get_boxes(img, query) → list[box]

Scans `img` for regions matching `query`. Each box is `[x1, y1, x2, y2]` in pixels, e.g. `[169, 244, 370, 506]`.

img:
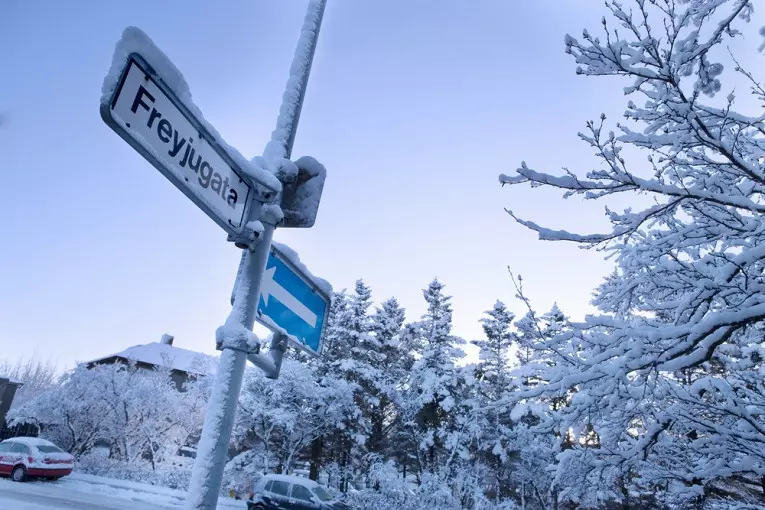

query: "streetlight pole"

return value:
[185, 1, 327, 508]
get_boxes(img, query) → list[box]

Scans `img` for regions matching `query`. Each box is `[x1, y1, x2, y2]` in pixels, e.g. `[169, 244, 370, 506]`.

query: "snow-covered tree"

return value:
[13, 364, 118, 458]
[316, 290, 351, 370]
[303, 284, 374, 489]
[231, 360, 356, 485]
[403, 279, 468, 476]
[367, 298, 409, 461]
[0, 354, 59, 410]
[475, 300, 515, 399]
[305, 290, 349, 481]
[315, 281, 378, 490]
[466, 301, 515, 502]
[500, 0, 765, 505]
[13, 362, 203, 468]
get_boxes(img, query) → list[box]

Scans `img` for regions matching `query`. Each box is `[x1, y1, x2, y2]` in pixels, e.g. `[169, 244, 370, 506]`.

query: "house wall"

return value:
[0, 377, 21, 427]
[170, 371, 190, 392]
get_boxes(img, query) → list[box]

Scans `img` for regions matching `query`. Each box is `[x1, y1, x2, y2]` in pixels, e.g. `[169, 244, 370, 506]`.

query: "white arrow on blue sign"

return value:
[255, 245, 330, 356]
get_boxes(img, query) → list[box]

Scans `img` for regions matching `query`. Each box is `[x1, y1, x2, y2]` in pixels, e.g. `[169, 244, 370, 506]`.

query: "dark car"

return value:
[247, 474, 351, 510]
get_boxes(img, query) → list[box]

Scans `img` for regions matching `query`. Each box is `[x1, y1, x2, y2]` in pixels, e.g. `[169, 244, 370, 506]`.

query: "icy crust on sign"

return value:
[272, 240, 332, 297]
[101, 26, 281, 193]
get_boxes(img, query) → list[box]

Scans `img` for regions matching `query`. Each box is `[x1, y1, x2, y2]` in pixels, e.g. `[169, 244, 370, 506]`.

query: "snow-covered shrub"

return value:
[222, 450, 264, 496]
[76, 455, 192, 491]
[0, 354, 59, 410]
[343, 460, 519, 510]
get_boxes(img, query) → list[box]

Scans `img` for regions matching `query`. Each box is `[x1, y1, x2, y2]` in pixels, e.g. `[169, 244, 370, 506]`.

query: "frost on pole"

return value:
[263, 0, 326, 162]
[261, 0, 328, 229]
[99, 27, 282, 238]
[185, 0, 328, 506]
[184, 348, 246, 509]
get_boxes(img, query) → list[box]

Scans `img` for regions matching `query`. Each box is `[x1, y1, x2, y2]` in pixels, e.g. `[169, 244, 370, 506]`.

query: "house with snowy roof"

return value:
[86, 334, 216, 391]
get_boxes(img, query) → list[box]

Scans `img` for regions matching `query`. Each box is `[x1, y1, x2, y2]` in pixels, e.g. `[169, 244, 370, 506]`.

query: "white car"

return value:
[0, 437, 74, 482]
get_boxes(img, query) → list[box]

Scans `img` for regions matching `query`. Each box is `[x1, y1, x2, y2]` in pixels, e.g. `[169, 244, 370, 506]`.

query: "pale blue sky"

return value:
[2, 1, 761, 369]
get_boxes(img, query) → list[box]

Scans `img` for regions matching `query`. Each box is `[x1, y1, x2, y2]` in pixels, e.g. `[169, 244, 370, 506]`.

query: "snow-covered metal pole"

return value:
[262, 0, 326, 163]
[185, 2, 327, 508]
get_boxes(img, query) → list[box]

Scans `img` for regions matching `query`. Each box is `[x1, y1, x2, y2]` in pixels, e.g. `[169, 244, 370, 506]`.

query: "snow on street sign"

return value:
[256, 244, 330, 356]
[101, 53, 277, 237]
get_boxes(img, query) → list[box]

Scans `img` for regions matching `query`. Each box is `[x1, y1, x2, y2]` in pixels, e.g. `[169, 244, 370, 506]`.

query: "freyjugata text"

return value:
[130, 84, 239, 208]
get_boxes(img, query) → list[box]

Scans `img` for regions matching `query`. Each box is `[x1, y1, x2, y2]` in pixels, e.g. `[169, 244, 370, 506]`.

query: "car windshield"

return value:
[312, 486, 333, 502]
[36, 445, 64, 453]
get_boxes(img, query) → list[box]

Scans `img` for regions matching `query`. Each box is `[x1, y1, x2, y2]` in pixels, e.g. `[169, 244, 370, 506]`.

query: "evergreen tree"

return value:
[514, 303, 571, 395]
[469, 301, 516, 502]
[311, 281, 376, 491]
[367, 297, 408, 461]
[474, 300, 515, 399]
[315, 290, 351, 370]
[308, 290, 353, 481]
[405, 279, 466, 475]
[514, 310, 537, 368]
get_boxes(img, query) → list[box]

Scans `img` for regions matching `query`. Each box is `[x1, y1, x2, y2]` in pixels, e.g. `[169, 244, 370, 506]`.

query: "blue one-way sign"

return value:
[256, 245, 330, 356]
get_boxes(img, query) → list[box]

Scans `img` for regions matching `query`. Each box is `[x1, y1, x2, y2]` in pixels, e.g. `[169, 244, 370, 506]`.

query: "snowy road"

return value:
[0, 473, 244, 510]
[0, 479, 162, 510]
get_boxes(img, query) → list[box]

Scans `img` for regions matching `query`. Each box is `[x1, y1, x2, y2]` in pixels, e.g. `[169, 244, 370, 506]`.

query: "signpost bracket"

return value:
[227, 220, 265, 251]
[185, 1, 327, 507]
[247, 333, 288, 380]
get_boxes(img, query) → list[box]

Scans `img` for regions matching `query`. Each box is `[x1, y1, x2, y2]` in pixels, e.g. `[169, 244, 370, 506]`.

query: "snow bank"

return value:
[76, 455, 191, 491]
[74, 457, 248, 506]
[66, 472, 243, 508]
[0, 471, 242, 509]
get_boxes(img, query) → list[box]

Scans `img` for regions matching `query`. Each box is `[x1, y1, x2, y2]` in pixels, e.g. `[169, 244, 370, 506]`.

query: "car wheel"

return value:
[11, 465, 27, 482]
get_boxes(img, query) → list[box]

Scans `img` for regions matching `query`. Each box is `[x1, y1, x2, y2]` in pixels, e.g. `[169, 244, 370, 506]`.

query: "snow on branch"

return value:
[498, 0, 765, 498]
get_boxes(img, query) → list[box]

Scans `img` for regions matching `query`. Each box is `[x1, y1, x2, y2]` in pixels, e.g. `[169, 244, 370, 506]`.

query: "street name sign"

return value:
[256, 245, 330, 356]
[101, 54, 277, 237]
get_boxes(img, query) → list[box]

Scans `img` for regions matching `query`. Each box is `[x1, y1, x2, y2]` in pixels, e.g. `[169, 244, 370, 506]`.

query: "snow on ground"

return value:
[0, 473, 243, 510]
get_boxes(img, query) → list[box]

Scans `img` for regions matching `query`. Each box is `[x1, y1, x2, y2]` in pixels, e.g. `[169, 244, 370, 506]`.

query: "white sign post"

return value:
[187, 2, 328, 508]
[101, 2, 328, 508]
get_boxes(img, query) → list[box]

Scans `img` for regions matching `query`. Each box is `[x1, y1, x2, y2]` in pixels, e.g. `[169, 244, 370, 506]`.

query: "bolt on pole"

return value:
[185, 1, 327, 508]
